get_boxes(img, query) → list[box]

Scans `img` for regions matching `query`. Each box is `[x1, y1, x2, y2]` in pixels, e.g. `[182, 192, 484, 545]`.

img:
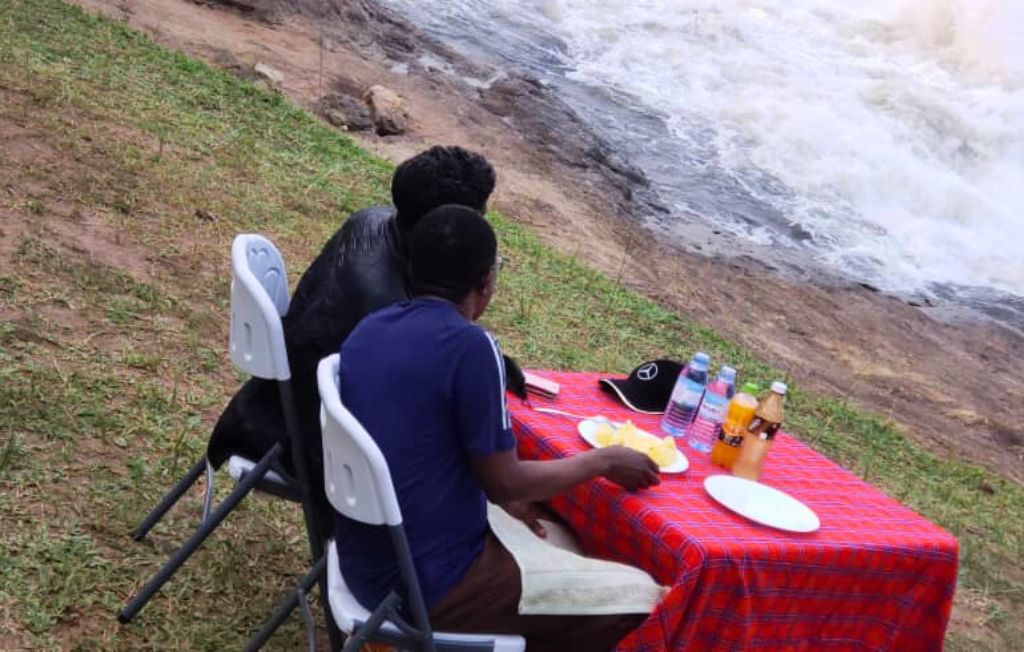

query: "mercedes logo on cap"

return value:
[636, 362, 658, 381]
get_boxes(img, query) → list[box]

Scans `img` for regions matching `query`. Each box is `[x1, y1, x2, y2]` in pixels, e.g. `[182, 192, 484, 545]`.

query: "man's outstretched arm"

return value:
[470, 446, 659, 505]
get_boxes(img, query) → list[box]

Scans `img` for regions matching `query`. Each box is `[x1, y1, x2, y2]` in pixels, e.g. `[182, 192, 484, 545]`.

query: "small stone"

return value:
[363, 85, 409, 136]
[194, 208, 218, 222]
[253, 62, 284, 89]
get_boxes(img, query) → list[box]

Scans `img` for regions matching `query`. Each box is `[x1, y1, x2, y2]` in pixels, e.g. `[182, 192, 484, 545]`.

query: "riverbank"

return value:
[1, 0, 1021, 648]
[77, 0, 1024, 484]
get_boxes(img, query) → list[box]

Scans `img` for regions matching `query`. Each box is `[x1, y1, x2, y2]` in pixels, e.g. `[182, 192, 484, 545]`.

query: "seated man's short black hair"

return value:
[392, 146, 496, 231]
[409, 204, 497, 303]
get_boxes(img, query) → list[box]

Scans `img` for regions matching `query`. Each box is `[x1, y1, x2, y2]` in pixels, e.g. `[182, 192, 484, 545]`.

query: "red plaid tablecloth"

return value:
[510, 372, 958, 651]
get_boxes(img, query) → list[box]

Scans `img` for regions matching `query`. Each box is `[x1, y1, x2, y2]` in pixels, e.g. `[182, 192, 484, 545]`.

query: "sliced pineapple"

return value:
[591, 420, 673, 467]
[619, 421, 649, 451]
[648, 440, 678, 468]
[594, 422, 615, 447]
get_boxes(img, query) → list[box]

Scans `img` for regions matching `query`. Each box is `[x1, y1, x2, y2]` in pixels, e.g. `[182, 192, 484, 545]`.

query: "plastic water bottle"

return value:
[661, 352, 709, 438]
[687, 367, 734, 453]
[719, 365, 737, 399]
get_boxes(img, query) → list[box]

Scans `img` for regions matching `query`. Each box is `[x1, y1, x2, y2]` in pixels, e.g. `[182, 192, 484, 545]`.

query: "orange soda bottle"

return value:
[710, 383, 759, 469]
[732, 381, 787, 481]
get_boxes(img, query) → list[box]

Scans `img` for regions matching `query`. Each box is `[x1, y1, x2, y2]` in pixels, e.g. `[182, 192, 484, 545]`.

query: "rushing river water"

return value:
[382, 0, 1024, 323]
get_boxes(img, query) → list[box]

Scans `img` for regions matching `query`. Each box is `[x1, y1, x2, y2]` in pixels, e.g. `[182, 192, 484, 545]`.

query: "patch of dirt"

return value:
[0, 207, 35, 263]
[0, 107, 227, 398]
[0, 621, 38, 652]
[70, 0, 1024, 486]
[46, 203, 155, 280]
[949, 591, 1008, 651]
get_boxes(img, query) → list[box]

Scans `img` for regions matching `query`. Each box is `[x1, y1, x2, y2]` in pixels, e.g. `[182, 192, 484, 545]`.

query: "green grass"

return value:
[0, 0, 1021, 649]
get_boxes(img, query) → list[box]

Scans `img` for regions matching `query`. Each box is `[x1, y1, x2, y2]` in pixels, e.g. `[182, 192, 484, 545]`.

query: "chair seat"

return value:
[326, 539, 525, 652]
[226, 455, 302, 502]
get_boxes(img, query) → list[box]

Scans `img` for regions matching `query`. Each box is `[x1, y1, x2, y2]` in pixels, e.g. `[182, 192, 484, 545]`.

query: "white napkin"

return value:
[486, 503, 667, 616]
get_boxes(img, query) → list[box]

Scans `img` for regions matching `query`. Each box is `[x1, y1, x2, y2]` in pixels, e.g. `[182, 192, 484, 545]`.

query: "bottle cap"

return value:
[694, 352, 710, 365]
[771, 381, 788, 395]
[719, 365, 737, 382]
[741, 382, 760, 395]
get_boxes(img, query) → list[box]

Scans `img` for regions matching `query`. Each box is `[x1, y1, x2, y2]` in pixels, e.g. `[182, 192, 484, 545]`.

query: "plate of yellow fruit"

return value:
[578, 419, 689, 473]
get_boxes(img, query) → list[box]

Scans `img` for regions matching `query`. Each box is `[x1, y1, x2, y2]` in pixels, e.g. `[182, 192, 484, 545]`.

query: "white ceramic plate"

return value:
[578, 419, 689, 474]
[704, 475, 820, 533]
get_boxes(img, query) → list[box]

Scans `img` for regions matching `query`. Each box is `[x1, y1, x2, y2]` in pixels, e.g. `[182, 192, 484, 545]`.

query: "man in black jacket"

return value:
[207, 146, 502, 524]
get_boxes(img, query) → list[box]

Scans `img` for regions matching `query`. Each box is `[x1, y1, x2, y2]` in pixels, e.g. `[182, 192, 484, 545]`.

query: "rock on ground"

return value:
[319, 93, 373, 131]
[363, 84, 409, 136]
[253, 61, 284, 89]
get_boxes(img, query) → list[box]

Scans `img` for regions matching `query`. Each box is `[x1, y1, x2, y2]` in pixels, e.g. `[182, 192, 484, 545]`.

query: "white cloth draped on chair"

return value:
[486, 503, 666, 616]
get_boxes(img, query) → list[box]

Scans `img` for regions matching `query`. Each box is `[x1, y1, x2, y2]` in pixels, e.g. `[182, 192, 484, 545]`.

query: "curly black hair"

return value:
[409, 204, 497, 303]
[392, 146, 496, 231]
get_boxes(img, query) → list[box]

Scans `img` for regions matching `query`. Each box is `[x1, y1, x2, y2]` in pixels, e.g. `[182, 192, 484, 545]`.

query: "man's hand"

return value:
[471, 446, 659, 505]
[499, 501, 550, 538]
[598, 446, 661, 491]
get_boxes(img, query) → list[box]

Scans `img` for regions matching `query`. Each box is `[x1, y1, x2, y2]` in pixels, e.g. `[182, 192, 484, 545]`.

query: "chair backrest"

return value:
[317, 354, 403, 527]
[229, 234, 291, 381]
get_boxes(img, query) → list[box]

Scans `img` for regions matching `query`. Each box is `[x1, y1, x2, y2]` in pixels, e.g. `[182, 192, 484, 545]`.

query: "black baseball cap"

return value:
[598, 359, 683, 414]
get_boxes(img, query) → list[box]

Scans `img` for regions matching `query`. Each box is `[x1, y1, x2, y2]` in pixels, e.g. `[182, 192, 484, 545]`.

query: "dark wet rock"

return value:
[198, 0, 287, 23]
[480, 76, 541, 116]
[588, 144, 647, 186]
[992, 424, 1023, 448]
[479, 72, 650, 210]
[195, 0, 258, 12]
[320, 93, 373, 131]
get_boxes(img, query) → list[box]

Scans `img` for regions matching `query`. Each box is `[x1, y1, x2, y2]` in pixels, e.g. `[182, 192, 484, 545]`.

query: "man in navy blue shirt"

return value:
[336, 204, 658, 651]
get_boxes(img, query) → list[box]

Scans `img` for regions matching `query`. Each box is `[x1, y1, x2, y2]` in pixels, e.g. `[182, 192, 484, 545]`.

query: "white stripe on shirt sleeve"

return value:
[485, 331, 511, 430]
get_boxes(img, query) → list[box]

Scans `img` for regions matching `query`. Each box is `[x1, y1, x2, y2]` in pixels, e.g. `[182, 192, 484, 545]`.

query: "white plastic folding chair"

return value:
[120, 234, 324, 640]
[316, 353, 525, 652]
[130, 235, 300, 546]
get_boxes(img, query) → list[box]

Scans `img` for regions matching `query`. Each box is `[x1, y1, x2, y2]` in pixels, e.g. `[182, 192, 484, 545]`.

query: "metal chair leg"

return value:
[119, 443, 283, 624]
[201, 460, 216, 523]
[342, 592, 403, 652]
[297, 586, 317, 652]
[243, 555, 327, 652]
[324, 588, 345, 652]
[132, 457, 206, 541]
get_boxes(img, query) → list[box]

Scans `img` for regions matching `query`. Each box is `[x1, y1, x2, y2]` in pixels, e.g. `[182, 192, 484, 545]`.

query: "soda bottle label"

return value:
[722, 434, 744, 446]
[747, 417, 780, 439]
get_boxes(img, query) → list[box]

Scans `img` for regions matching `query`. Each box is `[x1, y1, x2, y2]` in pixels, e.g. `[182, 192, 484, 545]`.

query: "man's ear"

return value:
[479, 270, 496, 296]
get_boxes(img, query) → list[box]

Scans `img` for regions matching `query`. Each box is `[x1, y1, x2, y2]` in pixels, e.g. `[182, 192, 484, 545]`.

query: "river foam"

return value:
[384, 0, 1024, 310]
